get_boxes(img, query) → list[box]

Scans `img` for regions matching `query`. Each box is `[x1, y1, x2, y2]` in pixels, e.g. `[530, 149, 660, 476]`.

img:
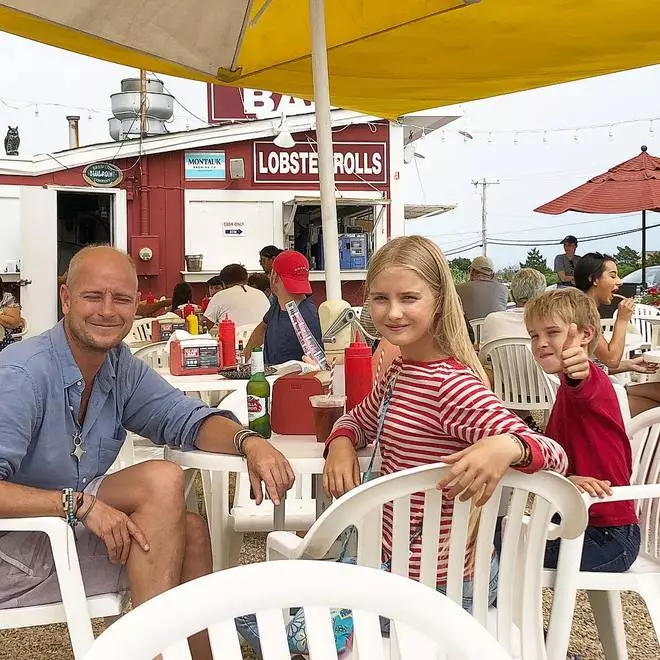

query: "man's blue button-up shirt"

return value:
[0, 321, 236, 491]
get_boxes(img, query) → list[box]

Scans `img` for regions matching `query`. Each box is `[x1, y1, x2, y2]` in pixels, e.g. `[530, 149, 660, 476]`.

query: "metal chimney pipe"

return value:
[66, 115, 80, 149]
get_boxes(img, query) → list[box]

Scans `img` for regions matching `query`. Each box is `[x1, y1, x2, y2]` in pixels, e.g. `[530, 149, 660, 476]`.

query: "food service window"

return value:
[283, 196, 389, 271]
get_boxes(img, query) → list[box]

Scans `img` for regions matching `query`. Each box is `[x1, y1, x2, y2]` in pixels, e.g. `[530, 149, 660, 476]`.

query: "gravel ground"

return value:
[0, 531, 657, 660]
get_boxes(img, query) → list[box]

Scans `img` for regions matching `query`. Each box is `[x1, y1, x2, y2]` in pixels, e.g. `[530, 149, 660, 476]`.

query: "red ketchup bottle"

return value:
[219, 314, 236, 368]
[182, 303, 194, 321]
[146, 291, 155, 305]
[344, 335, 373, 411]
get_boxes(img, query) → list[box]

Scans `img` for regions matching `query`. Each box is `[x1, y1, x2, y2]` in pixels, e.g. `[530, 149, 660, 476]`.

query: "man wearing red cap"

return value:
[243, 250, 322, 364]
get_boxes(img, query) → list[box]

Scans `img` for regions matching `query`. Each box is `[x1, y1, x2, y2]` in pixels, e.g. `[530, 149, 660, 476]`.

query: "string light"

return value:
[542, 131, 548, 144]
[487, 131, 493, 144]
[34, 105, 39, 117]
[573, 130, 579, 144]
[608, 126, 614, 141]
[513, 133, 519, 146]
[650, 120, 655, 137]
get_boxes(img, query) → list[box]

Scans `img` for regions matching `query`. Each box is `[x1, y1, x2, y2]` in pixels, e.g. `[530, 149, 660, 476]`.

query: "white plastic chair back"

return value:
[128, 318, 154, 344]
[479, 338, 556, 412]
[268, 464, 587, 660]
[83, 560, 513, 660]
[608, 376, 631, 426]
[235, 323, 257, 348]
[600, 318, 615, 335]
[133, 342, 169, 370]
[470, 317, 485, 346]
[634, 303, 660, 318]
[626, 408, 660, 564]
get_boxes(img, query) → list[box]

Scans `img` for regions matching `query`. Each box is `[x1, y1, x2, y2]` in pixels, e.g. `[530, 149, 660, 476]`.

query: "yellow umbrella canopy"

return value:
[2, 0, 660, 119]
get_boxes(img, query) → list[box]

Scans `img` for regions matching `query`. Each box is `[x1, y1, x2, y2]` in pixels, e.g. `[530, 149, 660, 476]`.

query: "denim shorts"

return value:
[544, 523, 640, 573]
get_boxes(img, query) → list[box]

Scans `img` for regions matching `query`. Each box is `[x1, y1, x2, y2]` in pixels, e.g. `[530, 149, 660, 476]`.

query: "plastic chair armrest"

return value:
[266, 531, 306, 560]
[0, 516, 67, 535]
[585, 483, 660, 508]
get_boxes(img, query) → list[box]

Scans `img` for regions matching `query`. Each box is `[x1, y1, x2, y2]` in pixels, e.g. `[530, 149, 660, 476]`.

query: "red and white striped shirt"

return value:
[326, 356, 568, 585]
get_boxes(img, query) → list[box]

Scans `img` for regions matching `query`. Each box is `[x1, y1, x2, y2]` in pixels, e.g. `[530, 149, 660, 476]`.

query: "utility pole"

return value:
[472, 178, 500, 257]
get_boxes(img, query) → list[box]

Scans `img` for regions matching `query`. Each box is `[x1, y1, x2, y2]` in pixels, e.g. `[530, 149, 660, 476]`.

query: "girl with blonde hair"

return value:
[323, 236, 567, 609]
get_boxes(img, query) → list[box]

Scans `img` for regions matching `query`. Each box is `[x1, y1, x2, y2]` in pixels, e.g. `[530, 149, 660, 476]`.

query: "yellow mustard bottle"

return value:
[186, 312, 199, 335]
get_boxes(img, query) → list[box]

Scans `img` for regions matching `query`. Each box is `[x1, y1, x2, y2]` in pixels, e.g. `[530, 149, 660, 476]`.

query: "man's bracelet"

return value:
[61, 488, 79, 527]
[233, 429, 263, 456]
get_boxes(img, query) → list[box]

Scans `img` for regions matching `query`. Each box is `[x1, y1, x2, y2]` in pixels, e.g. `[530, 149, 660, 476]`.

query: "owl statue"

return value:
[4, 126, 20, 156]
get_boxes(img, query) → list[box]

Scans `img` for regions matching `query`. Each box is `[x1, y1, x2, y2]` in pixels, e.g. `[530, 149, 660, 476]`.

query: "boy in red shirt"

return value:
[525, 288, 640, 572]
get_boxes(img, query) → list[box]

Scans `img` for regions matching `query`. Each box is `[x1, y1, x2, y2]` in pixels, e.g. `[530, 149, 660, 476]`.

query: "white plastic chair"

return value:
[126, 318, 153, 345]
[83, 560, 513, 660]
[0, 518, 123, 659]
[631, 305, 660, 347]
[601, 318, 616, 336]
[479, 338, 557, 418]
[543, 406, 660, 659]
[470, 317, 485, 346]
[267, 464, 588, 660]
[132, 341, 169, 369]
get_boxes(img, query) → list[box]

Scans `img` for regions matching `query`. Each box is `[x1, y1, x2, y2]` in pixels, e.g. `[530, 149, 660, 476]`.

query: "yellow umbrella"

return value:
[3, 0, 660, 300]
[2, 1, 659, 118]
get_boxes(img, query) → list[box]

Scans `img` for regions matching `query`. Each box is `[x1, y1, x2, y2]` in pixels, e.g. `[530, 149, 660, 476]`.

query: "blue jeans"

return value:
[235, 554, 499, 657]
[544, 524, 640, 572]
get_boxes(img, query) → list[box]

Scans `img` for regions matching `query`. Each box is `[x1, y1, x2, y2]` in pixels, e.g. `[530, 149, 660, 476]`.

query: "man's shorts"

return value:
[0, 476, 128, 609]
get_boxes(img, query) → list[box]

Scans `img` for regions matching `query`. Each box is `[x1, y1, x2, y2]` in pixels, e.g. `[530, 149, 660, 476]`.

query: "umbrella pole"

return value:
[309, 0, 341, 302]
[642, 209, 647, 286]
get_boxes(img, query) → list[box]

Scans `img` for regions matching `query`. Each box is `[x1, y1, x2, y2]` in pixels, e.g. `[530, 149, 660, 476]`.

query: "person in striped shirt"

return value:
[323, 236, 568, 609]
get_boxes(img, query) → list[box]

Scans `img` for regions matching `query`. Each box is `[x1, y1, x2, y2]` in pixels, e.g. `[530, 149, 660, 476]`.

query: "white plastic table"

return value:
[155, 368, 248, 393]
[165, 435, 379, 569]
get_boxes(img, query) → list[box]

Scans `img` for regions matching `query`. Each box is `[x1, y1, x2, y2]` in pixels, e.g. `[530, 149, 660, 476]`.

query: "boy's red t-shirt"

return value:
[545, 361, 637, 528]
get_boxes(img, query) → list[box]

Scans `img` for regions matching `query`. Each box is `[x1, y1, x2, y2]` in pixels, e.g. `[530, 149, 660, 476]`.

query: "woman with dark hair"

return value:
[573, 252, 653, 374]
[0, 276, 23, 352]
[171, 282, 194, 313]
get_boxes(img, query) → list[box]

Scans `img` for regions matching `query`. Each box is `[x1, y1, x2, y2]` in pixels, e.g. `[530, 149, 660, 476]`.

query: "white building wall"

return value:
[0, 185, 20, 274]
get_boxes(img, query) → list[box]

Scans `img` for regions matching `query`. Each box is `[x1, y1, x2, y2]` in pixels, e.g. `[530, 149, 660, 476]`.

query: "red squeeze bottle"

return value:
[344, 335, 373, 411]
[183, 304, 194, 319]
[146, 291, 155, 305]
[219, 314, 236, 367]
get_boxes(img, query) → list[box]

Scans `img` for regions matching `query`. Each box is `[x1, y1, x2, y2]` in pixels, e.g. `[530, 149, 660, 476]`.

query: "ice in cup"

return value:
[309, 394, 347, 444]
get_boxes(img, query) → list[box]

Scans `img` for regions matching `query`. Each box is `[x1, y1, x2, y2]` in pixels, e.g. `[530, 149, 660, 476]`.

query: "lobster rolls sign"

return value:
[253, 141, 387, 185]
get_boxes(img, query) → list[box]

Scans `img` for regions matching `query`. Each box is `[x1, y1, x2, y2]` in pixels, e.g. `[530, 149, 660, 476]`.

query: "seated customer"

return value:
[204, 264, 270, 327]
[243, 251, 321, 364]
[480, 268, 546, 348]
[456, 256, 509, 321]
[525, 288, 640, 572]
[247, 272, 272, 299]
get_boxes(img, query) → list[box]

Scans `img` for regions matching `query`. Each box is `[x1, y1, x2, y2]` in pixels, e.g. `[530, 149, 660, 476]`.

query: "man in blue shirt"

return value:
[0, 246, 294, 657]
[243, 250, 322, 364]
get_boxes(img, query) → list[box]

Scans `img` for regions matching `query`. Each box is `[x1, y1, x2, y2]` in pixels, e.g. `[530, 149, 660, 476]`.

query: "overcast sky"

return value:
[1, 31, 659, 271]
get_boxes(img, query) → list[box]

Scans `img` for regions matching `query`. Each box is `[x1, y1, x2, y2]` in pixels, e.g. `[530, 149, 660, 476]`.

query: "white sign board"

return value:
[223, 220, 246, 237]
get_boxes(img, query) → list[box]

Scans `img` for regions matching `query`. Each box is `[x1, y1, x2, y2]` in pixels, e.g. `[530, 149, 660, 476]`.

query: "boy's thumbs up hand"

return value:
[561, 323, 590, 380]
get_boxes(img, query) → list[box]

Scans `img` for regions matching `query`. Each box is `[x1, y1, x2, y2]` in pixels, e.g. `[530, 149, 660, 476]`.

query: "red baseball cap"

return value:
[272, 250, 312, 295]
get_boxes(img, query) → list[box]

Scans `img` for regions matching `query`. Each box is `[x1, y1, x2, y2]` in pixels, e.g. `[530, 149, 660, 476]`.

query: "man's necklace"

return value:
[71, 430, 85, 462]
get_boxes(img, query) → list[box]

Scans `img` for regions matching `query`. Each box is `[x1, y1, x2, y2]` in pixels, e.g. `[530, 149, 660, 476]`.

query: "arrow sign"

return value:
[224, 228, 243, 236]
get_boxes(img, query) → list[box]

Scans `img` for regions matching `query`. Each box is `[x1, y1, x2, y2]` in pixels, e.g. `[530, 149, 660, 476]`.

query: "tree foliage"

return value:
[448, 257, 471, 273]
[520, 248, 549, 272]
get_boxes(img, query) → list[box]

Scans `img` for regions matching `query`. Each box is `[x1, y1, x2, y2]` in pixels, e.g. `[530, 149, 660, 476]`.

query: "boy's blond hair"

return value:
[524, 288, 602, 353]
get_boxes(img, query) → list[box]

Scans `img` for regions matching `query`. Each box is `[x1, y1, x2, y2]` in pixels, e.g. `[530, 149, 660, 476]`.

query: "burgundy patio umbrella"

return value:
[535, 145, 660, 284]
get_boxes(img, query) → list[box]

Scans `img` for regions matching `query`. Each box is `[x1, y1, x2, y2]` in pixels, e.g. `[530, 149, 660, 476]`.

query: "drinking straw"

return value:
[329, 357, 336, 395]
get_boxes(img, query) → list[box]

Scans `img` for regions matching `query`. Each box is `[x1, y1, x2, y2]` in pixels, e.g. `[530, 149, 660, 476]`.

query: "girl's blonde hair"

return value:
[366, 235, 488, 384]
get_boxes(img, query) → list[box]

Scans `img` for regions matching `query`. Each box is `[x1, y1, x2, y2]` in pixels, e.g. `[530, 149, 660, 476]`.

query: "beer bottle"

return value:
[247, 347, 271, 438]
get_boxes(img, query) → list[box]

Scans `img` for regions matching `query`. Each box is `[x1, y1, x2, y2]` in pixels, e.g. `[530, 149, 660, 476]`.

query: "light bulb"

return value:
[608, 126, 614, 141]
[488, 132, 493, 144]
[34, 105, 39, 117]
[573, 131, 579, 144]
[513, 133, 519, 146]
[542, 131, 548, 144]
[650, 121, 655, 136]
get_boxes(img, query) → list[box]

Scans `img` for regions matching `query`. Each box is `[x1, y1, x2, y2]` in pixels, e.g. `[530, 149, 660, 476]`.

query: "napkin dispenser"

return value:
[152, 314, 186, 342]
[271, 372, 331, 435]
[169, 337, 222, 376]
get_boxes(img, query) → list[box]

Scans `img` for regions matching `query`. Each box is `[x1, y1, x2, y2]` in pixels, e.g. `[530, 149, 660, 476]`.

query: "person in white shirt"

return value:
[204, 263, 271, 328]
[480, 268, 547, 349]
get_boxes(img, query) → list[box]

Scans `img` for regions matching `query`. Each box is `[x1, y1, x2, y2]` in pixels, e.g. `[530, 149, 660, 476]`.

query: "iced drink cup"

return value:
[309, 394, 347, 444]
